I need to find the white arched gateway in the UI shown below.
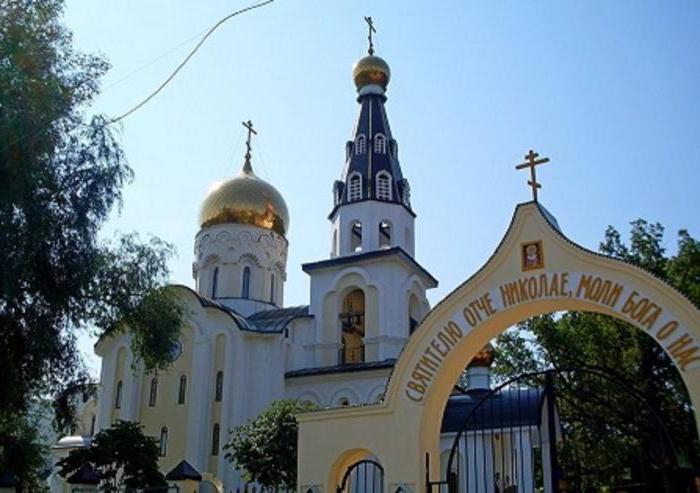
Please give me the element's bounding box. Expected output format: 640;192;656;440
297;201;700;493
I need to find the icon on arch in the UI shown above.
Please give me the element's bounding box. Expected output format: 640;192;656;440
521;240;544;271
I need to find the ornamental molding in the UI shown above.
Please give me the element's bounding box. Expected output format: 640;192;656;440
194;225;288;271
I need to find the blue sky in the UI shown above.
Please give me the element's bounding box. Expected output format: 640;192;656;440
63;1;700;373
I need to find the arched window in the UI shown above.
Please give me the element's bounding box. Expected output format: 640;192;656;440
348;173;362;201
332;230;338;256
114;380;122;409
350;221;363;252
241;266;251;299
339;289;365;364
215;371;224;402
355;134;366;154
159;427;168;457
149;378;158;407
212;266;219;298
374;133;386;154
178;375;187;404
345;141;354;160
270;273;275;303
211;423;220;455
379;221;392;249
376;172;392;200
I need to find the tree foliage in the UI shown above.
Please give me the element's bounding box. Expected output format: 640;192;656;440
0;0;182;484
57;420;166;491
493;220;700;488
224;399;320;490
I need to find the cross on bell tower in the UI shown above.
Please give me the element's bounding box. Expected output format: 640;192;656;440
364;16;377;55
242;119;257;174
516;149;550;202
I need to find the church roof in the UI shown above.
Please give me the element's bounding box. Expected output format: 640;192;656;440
66;465;100;485
286;358;396;379
165;460;202;481
302;246;438;287
169;285;311;334
247;305;311;332
441;389;544;433
329;53;412;218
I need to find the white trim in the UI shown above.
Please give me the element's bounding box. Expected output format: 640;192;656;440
376;171;392;200
374;133;387;154
348;172;363;201
355;134;367;155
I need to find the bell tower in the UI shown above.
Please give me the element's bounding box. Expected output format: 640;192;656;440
304;22;436;367
328;30;415;258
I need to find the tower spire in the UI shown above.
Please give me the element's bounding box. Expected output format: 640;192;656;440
241;120;257;175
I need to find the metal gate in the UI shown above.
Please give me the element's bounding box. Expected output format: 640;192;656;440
337;459;384;493
428;367;689;493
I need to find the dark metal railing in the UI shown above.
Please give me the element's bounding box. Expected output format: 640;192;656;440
339;346;365;365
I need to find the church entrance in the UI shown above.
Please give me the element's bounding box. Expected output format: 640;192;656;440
337;460;384;493
431;367;685;493
296;202;700;493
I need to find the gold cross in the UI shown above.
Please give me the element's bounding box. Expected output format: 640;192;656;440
242;120;257;173
364;16;376;55
515;149;550;202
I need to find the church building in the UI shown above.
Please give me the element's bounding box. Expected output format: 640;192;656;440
51;38;544;493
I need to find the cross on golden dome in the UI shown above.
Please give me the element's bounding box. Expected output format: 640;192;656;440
364;16;376;55
516;149;550;202
242;120;257;174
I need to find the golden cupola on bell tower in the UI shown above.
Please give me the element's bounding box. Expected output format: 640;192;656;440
194;121;289;316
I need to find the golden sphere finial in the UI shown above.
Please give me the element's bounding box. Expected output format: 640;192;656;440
353;55;390;92
469;343;496;367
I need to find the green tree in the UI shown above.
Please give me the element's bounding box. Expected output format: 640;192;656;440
57;420;166;492
224;399;320;490
0;0;182;485
493;220;700;489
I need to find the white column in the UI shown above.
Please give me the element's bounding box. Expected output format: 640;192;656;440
121;350;142;422
463;432;496;493
541;440;553;493
217;333;237;485
513;430;533;493
227;332;248;490
95;347;117;432
185;331;213;472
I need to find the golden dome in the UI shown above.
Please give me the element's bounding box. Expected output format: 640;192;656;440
199;167;289;236
353;55;390;90
469;343;496;367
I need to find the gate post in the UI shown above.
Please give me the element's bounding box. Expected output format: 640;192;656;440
446;471;458;493
545;372;560;493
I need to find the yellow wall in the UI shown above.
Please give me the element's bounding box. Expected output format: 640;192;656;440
208;333;226;473
138;326;194;472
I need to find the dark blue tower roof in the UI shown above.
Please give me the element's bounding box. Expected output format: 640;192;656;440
330;54;413;218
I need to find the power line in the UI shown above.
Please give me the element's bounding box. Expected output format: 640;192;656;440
102;29;209;92
0;0;276;155
0;0;274;154
253;136;271;182
225;126;246;177
110;0;275;124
